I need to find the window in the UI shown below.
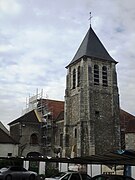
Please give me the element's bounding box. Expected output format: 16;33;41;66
30;133;38;144
73;69;76;89
7;153;12;157
74;128;77;138
62;174;70;180
81;174;91;180
70;173;81;180
95;111;100;117
60;133;63;147
65;134;69;147
94;65;99;85
102;66;108;86
77;66;80;87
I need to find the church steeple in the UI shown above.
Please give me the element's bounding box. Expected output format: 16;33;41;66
63;26;121;157
67;27;116;67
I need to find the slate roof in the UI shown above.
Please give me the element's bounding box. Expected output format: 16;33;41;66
8;110;39;126
67;27;116;67
0;121;9;134
0;128;18;144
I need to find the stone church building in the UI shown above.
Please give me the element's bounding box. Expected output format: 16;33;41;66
8;26;135;159
63;26;121;157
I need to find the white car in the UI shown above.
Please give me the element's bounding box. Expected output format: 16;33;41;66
45;171;91;180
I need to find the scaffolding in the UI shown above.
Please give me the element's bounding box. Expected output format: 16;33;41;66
22;89;43;115
22;89;54;157
37;97;54;156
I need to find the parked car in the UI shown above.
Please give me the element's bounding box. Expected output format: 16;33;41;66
45;171;91;180
0;166;38;180
91;174;134;180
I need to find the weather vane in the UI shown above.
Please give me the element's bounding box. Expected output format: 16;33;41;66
89;12;92;27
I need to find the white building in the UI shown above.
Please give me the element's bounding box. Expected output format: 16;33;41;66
0;121;18;157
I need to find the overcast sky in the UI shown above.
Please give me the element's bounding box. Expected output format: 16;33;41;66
0;0;135;128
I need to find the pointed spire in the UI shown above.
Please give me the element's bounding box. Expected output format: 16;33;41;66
67;27;116;67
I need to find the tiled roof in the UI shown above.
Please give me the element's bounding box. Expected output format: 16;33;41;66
0;128;18;144
120;109;135;131
54;108;135;133
67;27;116;67
126;119;135;133
8;99;135;134
8;110;39;126
37;99;64;120
8;99;64;126
56;111;64;121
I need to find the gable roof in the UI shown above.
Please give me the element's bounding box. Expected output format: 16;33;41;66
0;121;9;134
120;109;135;131
0;128;18;144
8;99;64;126
8;110;40;126
67;27;116;67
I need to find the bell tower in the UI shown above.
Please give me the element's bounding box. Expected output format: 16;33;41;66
63;26;121;157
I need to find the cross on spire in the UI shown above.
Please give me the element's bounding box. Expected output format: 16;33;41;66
89;12;92;27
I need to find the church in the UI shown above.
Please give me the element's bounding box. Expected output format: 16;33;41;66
63;25;121;157
8;25;134;160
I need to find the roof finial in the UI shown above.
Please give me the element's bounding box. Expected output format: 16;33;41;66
89;12;92;27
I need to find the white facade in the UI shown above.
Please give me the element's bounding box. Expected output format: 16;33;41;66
0;143;18;157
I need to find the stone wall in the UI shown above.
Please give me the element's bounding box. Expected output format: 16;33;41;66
64;57;121;157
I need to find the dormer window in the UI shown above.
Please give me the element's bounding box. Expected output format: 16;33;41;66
102;66;108;86
94;65;99;85
73;69;76;89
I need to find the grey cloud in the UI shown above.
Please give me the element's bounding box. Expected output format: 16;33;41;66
0;0;135;127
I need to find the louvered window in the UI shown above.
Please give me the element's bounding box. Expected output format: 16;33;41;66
102;66;108;86
77;66;80;87
94;65;99;85
73;69;76;89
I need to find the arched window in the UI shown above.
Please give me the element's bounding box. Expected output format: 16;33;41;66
94;65;99;85
102;66;108;86
77;66;80;87
73;69;76;89
30;133;38;144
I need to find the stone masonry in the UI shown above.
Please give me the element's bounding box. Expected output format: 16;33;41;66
63;27;121;157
